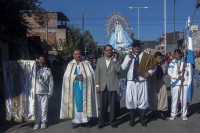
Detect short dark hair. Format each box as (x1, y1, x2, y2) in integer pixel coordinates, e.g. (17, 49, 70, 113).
(154, 52, 163, 58)
(104, 44, 113, 50)
(73, 48, 82, 54)
(174, 49, 182, 54)
(38, 54, 46, 60)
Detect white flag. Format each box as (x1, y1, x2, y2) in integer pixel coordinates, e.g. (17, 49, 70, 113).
(3, 60, 36, 121)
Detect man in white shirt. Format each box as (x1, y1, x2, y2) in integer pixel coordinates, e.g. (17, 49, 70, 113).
(121, 40, 157, 127)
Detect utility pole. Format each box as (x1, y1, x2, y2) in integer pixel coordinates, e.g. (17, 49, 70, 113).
(174, 0, 176, 45)
(82, 13, 84, 36)
(82, 13, 87, 56)
(164, 0, 167, 54)
(45, 13, 48, 43)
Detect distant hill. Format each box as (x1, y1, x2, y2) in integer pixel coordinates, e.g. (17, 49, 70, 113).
(142, 40, 159, 49)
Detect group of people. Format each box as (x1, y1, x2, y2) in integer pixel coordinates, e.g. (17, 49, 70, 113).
(33, 40, 193, 130)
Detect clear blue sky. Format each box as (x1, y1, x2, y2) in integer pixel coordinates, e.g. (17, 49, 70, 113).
(41, 0, 200, 45)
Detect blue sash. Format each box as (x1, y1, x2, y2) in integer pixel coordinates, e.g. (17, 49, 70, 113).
(171, 79, 179, 88)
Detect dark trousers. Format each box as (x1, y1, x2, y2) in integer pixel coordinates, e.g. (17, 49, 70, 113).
(98, 87, 117, 125)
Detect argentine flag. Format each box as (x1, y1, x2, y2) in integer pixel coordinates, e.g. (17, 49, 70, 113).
(185, 17, 195, 101)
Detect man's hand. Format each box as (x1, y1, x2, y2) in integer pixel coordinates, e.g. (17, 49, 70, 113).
(96, 86, 100, 93)
(143, 72, 150, 79)
(178, 75, 185, 82)
(75, 74, 83, 81)
(112, 53, 117, 61)
(48, 93, 52, 98)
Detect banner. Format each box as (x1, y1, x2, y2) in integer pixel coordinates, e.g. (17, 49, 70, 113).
(3, 60, 36, 122)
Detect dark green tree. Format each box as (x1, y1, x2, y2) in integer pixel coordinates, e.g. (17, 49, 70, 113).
(84, 30, 98, 53)
(0, 0, 44, 43)
(52, 24, 98, 60)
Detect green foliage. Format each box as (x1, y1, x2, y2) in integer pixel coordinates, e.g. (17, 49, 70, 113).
(0, 0, 44, 43)
(84, 30, 98, 54)
(197, 0, 200, 8)
(52, 24, 98, 60)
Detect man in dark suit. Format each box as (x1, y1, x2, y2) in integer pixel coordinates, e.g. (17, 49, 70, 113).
(95, 44, 121, 128)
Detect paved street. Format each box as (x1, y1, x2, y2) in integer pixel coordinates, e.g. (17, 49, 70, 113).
(1, 77, 200, 133)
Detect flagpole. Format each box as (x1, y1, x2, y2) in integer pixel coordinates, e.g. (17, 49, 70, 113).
(174, 0, 176, 45)
(164, 0, 167, 54)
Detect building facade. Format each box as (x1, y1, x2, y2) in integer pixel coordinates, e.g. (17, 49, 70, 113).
(24, 12, 69, 61)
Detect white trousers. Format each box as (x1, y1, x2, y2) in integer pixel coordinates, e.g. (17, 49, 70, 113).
(125, 81, 149, 109)
(171, 85, 188, 117)
(35, 94, 48, 124)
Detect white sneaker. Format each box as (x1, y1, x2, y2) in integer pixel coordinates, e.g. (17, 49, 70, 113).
(169, 116, 176, 120)
(33, 124, 39, 130)
(41, 123, 47, 129)
(182, 116, 188, 121)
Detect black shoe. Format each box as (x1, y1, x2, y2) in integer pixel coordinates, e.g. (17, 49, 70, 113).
(160, 113, 167, 121)
(152, 111, 157, 121)
(140, 120, 147, 127)
(110, 122, 117, 128)
(198, 111, 200, 114)
(98, 123, 105, 129)
(129, 120, 135, 127)
(81, 123, 91, 128)
(72, 123, 79, 129)
(153, 115, 157, 121)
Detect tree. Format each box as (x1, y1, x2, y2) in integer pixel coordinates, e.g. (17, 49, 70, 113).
(52, 24, 98, 60)
(0, 0, 44, 43)
(84, 30, 98, 53)
(197, 0, 200, 8)
(51, 25, 81, 61)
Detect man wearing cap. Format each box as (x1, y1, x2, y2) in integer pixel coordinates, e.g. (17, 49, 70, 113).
(121, 40, 157, 127)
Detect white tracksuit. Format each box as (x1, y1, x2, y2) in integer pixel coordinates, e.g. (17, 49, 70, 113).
(35, 66, 54, 124)
(168, 59, 191, 117)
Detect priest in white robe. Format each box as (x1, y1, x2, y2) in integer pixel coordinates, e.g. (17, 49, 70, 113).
(60, 49, 98, 129)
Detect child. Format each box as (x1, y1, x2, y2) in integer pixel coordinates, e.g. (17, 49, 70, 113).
(168, 49, 191, 121)
(34, 55, 54, 130)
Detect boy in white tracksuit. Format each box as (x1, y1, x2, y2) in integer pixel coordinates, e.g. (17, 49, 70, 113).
(34, 55, 54, 130)
(168, 49, 191, 121)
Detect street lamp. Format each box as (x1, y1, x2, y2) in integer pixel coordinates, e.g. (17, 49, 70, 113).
(128, 6, 149, 40)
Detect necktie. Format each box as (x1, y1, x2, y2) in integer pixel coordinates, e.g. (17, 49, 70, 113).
(132, 54, 139, 82)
